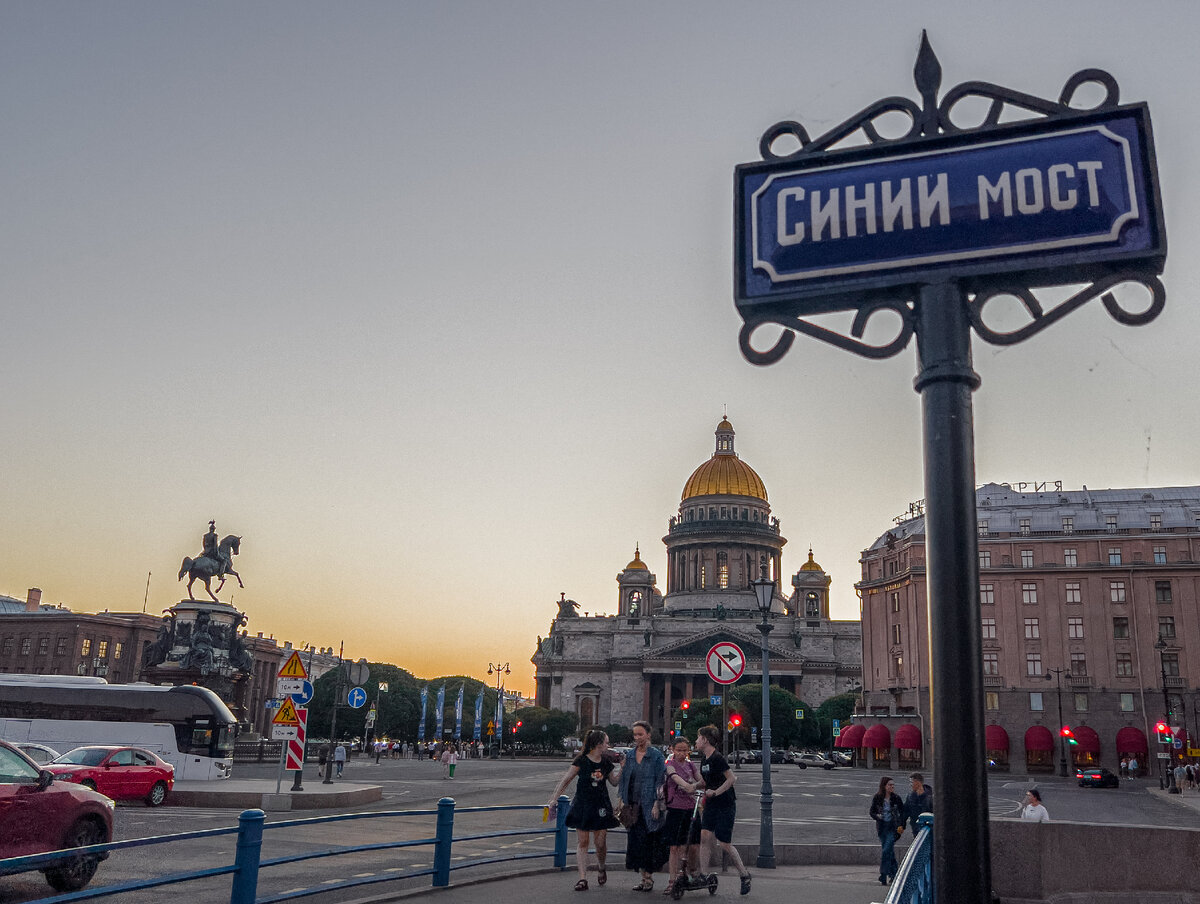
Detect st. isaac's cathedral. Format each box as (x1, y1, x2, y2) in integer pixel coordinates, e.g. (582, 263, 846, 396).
(532, 417, 862, 739)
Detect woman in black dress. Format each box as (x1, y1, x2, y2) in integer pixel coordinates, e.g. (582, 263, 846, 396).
(548, 728, 623, 890)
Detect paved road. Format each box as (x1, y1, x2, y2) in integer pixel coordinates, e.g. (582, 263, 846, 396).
(2, 756, 1196, 903)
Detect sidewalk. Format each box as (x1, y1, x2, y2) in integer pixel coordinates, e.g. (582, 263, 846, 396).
(169, 777, 383, 810)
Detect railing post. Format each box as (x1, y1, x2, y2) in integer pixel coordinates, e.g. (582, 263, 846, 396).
(554, 794, 570, 869)
(433, 797, 455, 887)
(230, 808, 265, 904)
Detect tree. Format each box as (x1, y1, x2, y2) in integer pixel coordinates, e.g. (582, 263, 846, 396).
(512, 706, 575, 753)
(815, 691, 860, 749)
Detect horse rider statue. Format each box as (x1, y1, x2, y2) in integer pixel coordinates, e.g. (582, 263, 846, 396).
(179, 520, 244, 602)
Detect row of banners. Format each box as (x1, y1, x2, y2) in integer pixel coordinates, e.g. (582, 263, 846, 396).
(416, 684, 503, 742)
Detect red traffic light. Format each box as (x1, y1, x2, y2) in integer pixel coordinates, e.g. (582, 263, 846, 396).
(516, 721, 523, 727)
(681, 701, 690, 710)
(731, 714, 742, 727)
(1156, 720, 1168, 734)
(1060, 726, 1073, 737)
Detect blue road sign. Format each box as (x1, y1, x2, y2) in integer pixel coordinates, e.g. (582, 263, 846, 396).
(347, 686, 367, 709)
(710, 695, 722, 706)
(290, 680, 314, 706)
(832, 719, 840, 730)
(736, 107, 1164, 311)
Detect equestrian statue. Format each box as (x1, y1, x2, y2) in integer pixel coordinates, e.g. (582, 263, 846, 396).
(179, 520, 244, 602)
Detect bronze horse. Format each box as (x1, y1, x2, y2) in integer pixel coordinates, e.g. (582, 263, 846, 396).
(179, 534, 243, 602)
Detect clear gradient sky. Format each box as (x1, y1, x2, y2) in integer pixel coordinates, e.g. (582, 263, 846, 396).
(2, 3, 1198, 694)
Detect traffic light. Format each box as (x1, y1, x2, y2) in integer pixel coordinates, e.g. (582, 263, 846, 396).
(1060, 726, 1077, 746)
(730, 713, 742, 730)
(1156, 720, 1170, 743)
(681, 700, 689, 710)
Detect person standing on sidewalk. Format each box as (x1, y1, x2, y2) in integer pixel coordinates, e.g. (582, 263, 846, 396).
(619, 721, 669, 892)
(904, 773, 933, 833)
(449, 745, 459, 779)
(661, 736, 702, 896)
(868, 776, 905, 886)
(334, 743, 347, 778)
(548, 728, 622, 891)
(1020, 788, 1050, 822)
(693, 725, 751, 896)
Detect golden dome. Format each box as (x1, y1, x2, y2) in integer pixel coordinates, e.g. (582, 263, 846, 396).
(624, 546, 648, 571)
(681, 418, 768, 502)
(800, 549, 823, 571)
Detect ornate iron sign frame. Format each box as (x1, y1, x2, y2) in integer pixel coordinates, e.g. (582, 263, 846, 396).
(735, 34, 1167, 365)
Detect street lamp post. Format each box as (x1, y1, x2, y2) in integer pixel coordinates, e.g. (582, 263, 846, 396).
(323, 648, 345, 785)
(488, 662, 510, 759)
(1044, 668, 1068, 777)
(750, 565, 776, 870)
(1155, 637, 1178, 793)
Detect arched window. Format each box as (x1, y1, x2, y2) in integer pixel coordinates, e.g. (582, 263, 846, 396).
(717, 552, 729, 589)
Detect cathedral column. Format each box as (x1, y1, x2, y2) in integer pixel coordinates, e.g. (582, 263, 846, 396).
(662, 678, 673, 740)
(642, 677, 652, 723)
(685, 676, 694, 703)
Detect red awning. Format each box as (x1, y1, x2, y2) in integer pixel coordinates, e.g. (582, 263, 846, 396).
(862, 724, 891, 749)
(1024, 725, 1054, 752)
(985, 725, 1010, 751)
(895, 724, 922, 750)
(1116, 726, 1147, 755)
(836, 723, 865, 748)
(1073, 725, 1100, 754)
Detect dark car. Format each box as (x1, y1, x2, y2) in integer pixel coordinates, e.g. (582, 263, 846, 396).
(1077, 766, 1119, 788)
(0, 740, 115, 891)
(46, 746, 174, 806)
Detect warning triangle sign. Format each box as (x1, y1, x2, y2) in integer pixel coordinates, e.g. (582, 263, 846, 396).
(278, 652, 308, 679)
(273, 696, 301, 726)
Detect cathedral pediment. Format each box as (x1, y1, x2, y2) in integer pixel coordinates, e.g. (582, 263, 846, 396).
(646, 626, 799, 662)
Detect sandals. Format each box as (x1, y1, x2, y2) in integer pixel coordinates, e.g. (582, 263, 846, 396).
(633, 878, 654, 892)
(575, 879, 589, 891)
(597, 866, 607, 886)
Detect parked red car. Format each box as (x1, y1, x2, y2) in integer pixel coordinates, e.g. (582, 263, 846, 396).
(0, 739, 114, 891)
(46, 746, 174, 806)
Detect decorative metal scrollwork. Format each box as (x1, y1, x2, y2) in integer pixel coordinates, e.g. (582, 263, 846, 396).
(739, 297, 916, 364)
(967, 273, 1166, 346)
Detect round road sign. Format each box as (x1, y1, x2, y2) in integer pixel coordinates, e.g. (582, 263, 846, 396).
(706, 642, 746, 685)
(347, 686, 367, 709)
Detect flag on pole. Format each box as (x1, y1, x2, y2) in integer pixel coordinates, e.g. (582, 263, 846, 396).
(418, 685, 428, 741)
(435, 684, 446, 738)
(473, 689, 484, 741)
(495, 686, 504, 739)
(454, 685, 464, 740)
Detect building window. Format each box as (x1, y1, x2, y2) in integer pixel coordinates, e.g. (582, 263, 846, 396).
(55, 637, 67, 656)
(97, 641, 108, 659)
(1113, 617, 1129, 638)
(114, 643, 122, 660)
(979, 550, 991, 568)
(1064, 548, 1077, 567)
(19, 638, 31, 656)
(1115, 653, 1133, 677)
(717, 552, 728, 589)
(1106, 515, 1118, 532)
(1108, 548, 1122, 566)
(1070, 652, 1087, 675)
(1120, 693, 1135, 712)
(1068, 617, 1084, 639)
(1019, 518, 1031, 536)
(985, 692, 1000, 711)
(1074, 693, 1089, 712)
(892, 624, 902, 644)
(1110, 582, 1126, 604)
(37, 638, 48, 655)
(1024, 618, 1040, 639)
(1021, 583, 1038, 605)
(81, 639, 91, 657)
(1062, 516, 1074, 534)
(1150, 514, 1162, 531)
(1, 638, 12, 657)
(983, 653, 999, 675)
(1155, 581, 1173, 604)
(982, 618, 996, 640)
(1154, 546, 1167, 565)
(1162, 653, 1180, 677)
(978, 519, 988, 535)
(892, 654, 903, 675)
(1159, 616, 1176, 638)
(890, 592, 900, 613)
(1065, 582, 1081, 604)
(1026, 653, 1042, 676)
(1021, 549, 1034, 568)
(979, 584, 995, 605)
(1029, 691, 1044, 711)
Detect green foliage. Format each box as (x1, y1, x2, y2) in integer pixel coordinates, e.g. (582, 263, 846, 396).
(671, 684, 811, 749)
(511, 706, 576, 752)
(814, 691, 860, 749)
(602, 723, 633, 744)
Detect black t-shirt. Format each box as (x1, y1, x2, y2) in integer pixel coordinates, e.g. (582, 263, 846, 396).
(700, 751, 735, 806)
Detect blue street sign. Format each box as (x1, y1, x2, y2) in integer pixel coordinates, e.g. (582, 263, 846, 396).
(1174, 738, 1183, 750)
(290, 680, 314, 706)
(832, 719, 840, 730)
(736, 107, 1164, 311)
(347, 686, 367, 709)
(710, 695, 722, 706)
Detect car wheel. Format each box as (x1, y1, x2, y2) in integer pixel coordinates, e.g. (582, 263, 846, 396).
(146, 781, 168, 807)
(797, 763, 807, 769)
(823, 764, 834, 770)
(80, 779, 97, 792)
(44, 819, 105, 891)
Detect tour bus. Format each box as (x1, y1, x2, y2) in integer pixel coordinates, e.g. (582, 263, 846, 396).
(0, 675, 237, 780)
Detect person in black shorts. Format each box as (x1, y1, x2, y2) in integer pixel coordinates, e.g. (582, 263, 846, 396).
(694, 725, 751, 895)
(662, 736, 702, 895)
(548, 728, 623, 891)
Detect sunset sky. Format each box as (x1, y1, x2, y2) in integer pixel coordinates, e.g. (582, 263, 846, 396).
(3, 2, 1198, 694)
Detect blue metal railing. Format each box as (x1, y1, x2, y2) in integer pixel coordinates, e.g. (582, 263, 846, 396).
(884, 813, 934, 904)
(0, 795, 578, 904)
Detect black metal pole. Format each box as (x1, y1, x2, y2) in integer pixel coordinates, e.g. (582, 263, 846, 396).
(757, 614, 775, 869)
(1055, 672, 1068, 778)
(913, 281, 990, 904)
(1160, 652, 1177, 792)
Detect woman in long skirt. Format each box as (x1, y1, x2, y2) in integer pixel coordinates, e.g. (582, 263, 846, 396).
(618, 720, 668, 891)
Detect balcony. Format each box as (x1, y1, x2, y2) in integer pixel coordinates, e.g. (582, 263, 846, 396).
(1066, 674, 1092, 687)
(983, 676, 1003, 687)
(1164, 676, 1187, 688)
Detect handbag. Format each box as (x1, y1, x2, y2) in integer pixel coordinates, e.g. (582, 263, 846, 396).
(617, 800, 641, 829)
